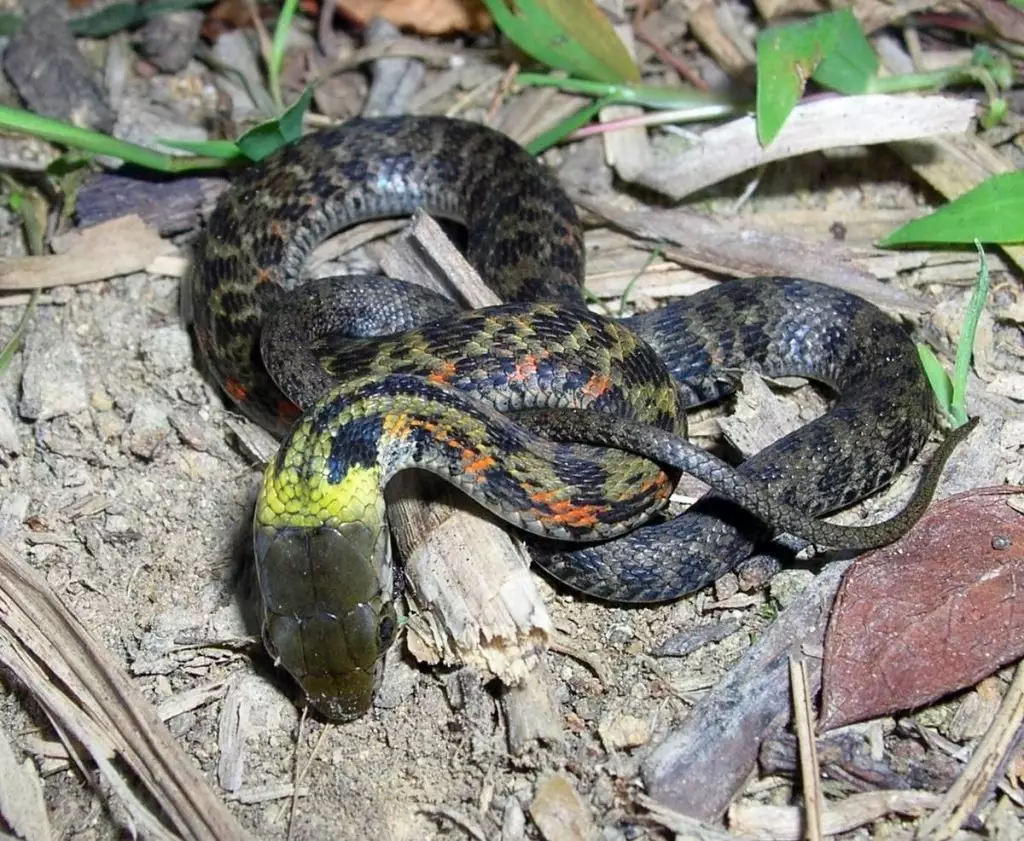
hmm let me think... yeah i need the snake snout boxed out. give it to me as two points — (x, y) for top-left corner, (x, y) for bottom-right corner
(253, 523), (398, 721)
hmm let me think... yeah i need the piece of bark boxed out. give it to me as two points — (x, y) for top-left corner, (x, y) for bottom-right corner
(728, 790), (942, 840)
(563, 185), (926, 316)
(916, 661), (1024, 840)
(74, 172), (229, 237)
(633, 94), (976, 200)
(653, 619), (742, 658)
(361, 17), (425, 117)
(640, 559), (851, 822)
(687, 1), (755, 78)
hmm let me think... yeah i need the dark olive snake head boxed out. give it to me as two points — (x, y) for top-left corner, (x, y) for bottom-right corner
(253, 456), (397, 721)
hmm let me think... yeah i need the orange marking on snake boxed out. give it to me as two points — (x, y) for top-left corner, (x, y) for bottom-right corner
(543, 499), (606, 528)
(428, 360), (457, 385)
(383, 413), (412, 438)
(508, 355), (538, 383)
(636, 470), (674, 502)
(582, 373), (613, 398)
(255, 267), (274, 285)
(529, 489), (560, 506)
(463, 453), (496, 474)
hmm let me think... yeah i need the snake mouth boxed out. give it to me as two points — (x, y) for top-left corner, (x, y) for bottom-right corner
(253, 523), (398, 721)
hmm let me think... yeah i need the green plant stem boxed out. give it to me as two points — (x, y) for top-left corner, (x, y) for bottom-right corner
(515, 72), (742, 113)
(0, 105), (227, 172)
(525, 96), (613, 155)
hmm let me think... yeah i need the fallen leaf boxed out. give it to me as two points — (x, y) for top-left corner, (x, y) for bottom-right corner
(0, 215), (176, 292)
(966, 0), (1024, 44)
(820, 487), (1024, 731)
(335, 0), (491, 35)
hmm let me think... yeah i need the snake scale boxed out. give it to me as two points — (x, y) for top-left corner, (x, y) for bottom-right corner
(188, 115), (967, 721)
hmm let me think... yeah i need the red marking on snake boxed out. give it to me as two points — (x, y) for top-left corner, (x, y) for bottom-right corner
(225, 379), (248, 402)
(276, 399), (301, 423)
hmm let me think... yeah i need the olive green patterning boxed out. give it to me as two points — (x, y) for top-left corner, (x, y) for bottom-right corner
(188, 115), (969, 721)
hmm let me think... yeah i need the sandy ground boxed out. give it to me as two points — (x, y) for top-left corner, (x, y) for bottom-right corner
(0, 144), (1021, 841)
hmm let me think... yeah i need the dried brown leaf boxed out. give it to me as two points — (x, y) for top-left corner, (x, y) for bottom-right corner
(334, 0), (491, 35)
(820, 487), (1024, 731)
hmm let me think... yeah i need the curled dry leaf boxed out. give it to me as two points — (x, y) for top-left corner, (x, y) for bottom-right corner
(820, 487), (1024, 731)
(335, 0), (491, 35)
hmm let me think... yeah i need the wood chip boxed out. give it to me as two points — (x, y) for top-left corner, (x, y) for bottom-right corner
(0, 215), (176, 292)
(599, 2), (651, 182)
(687, 0), (755, 78)
(728, 790), (941, 840)
(633, 94), (976, 200)
(915, 661), (1024, 838)
(565, 185), (925, 315)
(529, 773), (598, 841)
(0, 539), (251, 841)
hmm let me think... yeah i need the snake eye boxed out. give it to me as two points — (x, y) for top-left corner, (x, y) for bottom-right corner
(378, 615), (396, 647)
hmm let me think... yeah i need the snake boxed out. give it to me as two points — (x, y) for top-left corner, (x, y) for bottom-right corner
(187, 115), (970, 721)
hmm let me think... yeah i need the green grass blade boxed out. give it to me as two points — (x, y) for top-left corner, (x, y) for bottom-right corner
(514, 72), (744, 113)
(69, 0), (214, 37)
(268, 0), (301, 111)
(916, 343), (955, 425)
(155, 139), (243, 160)
(524, 96), (611, 155)
(483, 0), (639, 83)
(949, 242), (991, 426)
(0, 105), (228, 172)
(880, 171), (1024, 246)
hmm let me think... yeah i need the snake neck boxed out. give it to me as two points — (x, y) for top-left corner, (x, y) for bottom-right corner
(254, 374), (677, 547)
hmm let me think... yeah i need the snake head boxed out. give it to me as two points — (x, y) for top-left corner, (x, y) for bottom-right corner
(252, 519), (398, 721)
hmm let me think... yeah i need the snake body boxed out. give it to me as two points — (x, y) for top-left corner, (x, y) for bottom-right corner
(189, 116), (947, 720)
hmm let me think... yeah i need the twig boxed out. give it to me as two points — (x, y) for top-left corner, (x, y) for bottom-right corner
(790, 657), (824, 841)
(915, 661), (1024, 839)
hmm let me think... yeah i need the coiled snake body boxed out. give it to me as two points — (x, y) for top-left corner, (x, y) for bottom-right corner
(189, 116), (958, 720)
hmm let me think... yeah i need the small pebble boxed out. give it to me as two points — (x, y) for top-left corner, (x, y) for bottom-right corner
(139, 325), (193, 373)
(529, 773), (597, 841)
(19, 326), (89, 421)
(90, 389), (114, 411)
(597, 711), (649, 751)
(769, 569), (816, 609)
(123, 402), (171, 459)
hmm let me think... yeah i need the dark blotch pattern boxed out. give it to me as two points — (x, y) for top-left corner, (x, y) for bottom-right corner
(189, 116), (937, 602)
